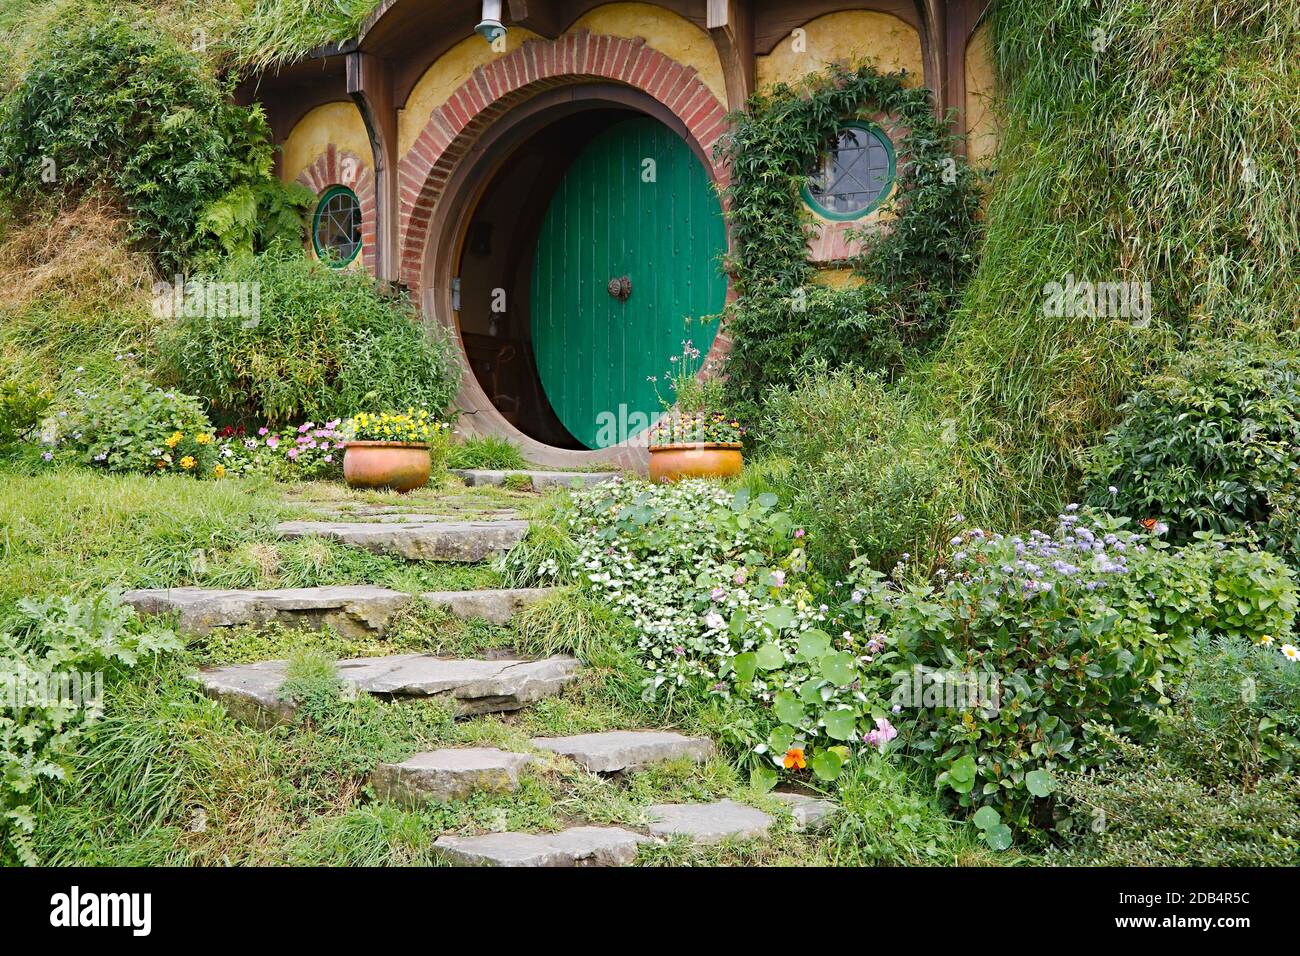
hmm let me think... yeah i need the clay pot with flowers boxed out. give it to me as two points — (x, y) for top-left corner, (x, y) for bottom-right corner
(647, 340), (744, 482)
(341, 408), (449, 492)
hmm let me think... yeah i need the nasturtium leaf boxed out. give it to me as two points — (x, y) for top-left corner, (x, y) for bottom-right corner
(732, 652), (758, 683)
(763, 605), (796, 630)
(984, 824), (1013, 851)
(821, 708), (858, 741)
(972, 806), (1001, 831)
(949, 755), (977, 782)
(796, 629), (831, 661)
(768, 726), (795, 754)
(819, 650), (855, 686)
(798, 679), (826, 705)
(756, 492), (779, 511)
(810, 749), (843, 781)
(1025, 769), (1056, 798)
(773, 691), (804, 726)
(750, 766), (778, 792)
(755, 643), (785, 670)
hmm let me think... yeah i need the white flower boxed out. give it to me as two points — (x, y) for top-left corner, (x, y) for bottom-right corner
(704, 611), (725, 630)
(1282, 644), (1299, 662)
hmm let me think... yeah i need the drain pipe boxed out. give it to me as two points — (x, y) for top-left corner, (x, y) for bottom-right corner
(475, 0), (506, 44)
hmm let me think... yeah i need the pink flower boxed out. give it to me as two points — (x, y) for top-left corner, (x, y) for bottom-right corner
(794, 528), (805, 539)
(266, 436), (279, 449)
(258, 427), (269, 436)
(864, 717), (898, 751)
(770, 570), (786, 588)
(287, 448), (299, 459)
(298, 422), (314, 433)
(323, 454), (333, 463)
(733, 569), (747, 586)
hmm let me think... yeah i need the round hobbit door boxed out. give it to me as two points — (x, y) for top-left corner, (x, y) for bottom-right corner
(530, 116), (728, 449)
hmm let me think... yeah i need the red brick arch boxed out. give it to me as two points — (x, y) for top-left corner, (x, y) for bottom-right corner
(296, 147), (377, 275)
(396, 30), (731, 292)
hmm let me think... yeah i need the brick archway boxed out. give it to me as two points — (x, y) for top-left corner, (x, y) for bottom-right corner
(296, 147), (377, 275)
(397, 30), (731, 293)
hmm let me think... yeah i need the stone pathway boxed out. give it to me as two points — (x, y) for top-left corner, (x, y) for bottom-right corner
(372, 748), (536, 805)
(530, 730), (714, 773)
(125, 584), (552, 634)
(646, 800), (774, 845)
(194, 652), (580, 726)
(452, 469), (622, 491)
(433, 827), (647, 867)
(276, 518), (528, 562)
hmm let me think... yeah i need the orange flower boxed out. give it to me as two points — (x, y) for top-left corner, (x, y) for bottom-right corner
(1138, 517), (1158, 530)
(783, 747), (806, 770)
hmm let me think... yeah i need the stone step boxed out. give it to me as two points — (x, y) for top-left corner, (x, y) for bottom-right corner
(124, 585), (553, 635)
(433, 827), (646, 867)
(772, 791), (839, 832)
(646, 800), (773, 845)
(193, 653), (580, 727)
(530, 730), (715, 773)
(421, 587), (552, 625)
(275, 519), (528, 562)
(372, 748), (536, 805)
(123, 585), (414, 637)
(452, 469), (621, 491)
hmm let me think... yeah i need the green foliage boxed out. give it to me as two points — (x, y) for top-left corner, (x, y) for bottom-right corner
(0, 361), (50, 445)
(58, 378), (216, 475)
(498, 516), (580, 589)
(157, 251), (460, 427)
(1051, 728), (1300, 866)
(0, 592), (181, 863)
(719, 61), (983, 421)
(1084, 341), (1300, 568)
(0, 3), (305, 272)
(760, 364), (958, 574)
(447, 436), (527, 471)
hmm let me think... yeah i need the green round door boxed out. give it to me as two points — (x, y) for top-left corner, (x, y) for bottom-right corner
(530, 116), (728, 449)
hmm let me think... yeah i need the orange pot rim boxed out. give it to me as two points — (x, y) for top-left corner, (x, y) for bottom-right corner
(648, 442), (743, 452)
(343, 440), (431, 450)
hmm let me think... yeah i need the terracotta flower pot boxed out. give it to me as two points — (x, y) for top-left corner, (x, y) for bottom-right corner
(342, 441), (431, 492)
(648, 442), (743, 483)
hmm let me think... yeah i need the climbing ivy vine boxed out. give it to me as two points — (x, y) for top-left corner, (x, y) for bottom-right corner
(716, 62), (985, 422)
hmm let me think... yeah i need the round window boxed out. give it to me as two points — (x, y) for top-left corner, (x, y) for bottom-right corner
(311, 186), (362, 267)
(802, 122), (896, 220)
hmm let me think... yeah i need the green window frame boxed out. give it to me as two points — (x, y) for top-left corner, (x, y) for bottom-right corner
(311, 185), (362, 267)
(801, 121), (897, 221)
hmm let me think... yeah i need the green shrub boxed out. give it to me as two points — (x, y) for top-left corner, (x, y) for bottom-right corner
(1050, 729), (1300, 866)
(0, 361), (50, 445)
(448, 435), (527, 471)
(157, 251), (460, 427)
(1085, 342), (1300, 568)
(760, 364), (958, 574)
(0, 3), (308, 272)
(1, 592), (182, 864)
(58, 378), (216, 475)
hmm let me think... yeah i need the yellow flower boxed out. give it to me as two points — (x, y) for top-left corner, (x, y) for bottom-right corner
(1260, 634), (1274, 646)
(180, 456), (196, 470)
(165, 431), (182, 449)
(195, 433), (212, 445)
(213, 464), (226, 478)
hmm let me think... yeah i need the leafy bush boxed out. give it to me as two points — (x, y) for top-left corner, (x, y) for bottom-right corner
(448, 435), (527, 471)
(1051, 729), (1300, 866)
(0, 3), (307, 272)
(58, 379), (217, 476)
(760, 364), (958, 574)
(1085, 342), (1300, 568)
(1, 592), (181, 864)
(0, 361), (50, 445)
(158, 252), (460, 427)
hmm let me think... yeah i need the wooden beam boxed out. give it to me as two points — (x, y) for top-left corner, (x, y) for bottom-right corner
(346, 51), (400, 284)
(915, 0), (946, 118)
(707, 0), (754, 111)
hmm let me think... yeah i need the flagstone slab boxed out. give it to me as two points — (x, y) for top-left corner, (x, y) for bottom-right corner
(530, 731), (715, 773)
(123, 585), (413, 637)
(645, 800), (773, 845)
(193, 653), (580, 726)
(421, 587), (553, 624)
(452, 469), (622, 491)
(372, 748), (536, 805)
(433, 827), (647, 867)
(772, 791), (839, 832)
(275, 519), (528, 562)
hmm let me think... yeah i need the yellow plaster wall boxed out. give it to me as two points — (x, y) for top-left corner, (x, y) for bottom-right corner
(280, 102), (373, 185)
(398, 29), (543, 157)
(757, 11), (923, 90)
(813, 268), (865, 289)
(964, 21), (999, 167)
(567, 3), (727, 104)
